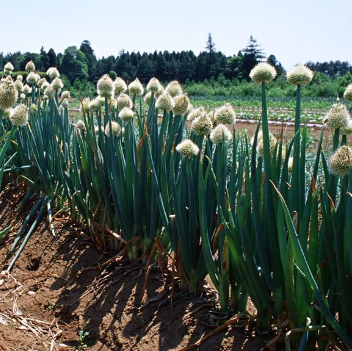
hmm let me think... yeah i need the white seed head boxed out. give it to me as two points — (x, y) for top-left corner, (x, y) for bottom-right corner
(41, 81), (50, 91)
(144, 91), (152, 105)
(105, 121), (121, 137)
(176, 139), (200, 158)
(114, 77), (127, 94)
(51, 77), (64, 91)
(210, 124), (232, 144)
(187, 107), (206, 122)
(15, 79), (23, 92)
(287, 65), (314, 86)
(25, 61), (35, 72)
(128, 78), (144, 96)
(257, 133), (277, 157)
(26, 72), (39, 84)
(166, 81), (182, 97)
(4, 62), (14, 72)
(61, 91), (70, 99)
(116, 93), (133, 110)
(343, 84), (352, 102)
(328, 145), (352, 177)
(97, 74), (114, 97)
(81, 98), (91, 113)
(2, 108), (10, 119)
(172, 94), (190, 115)
(341, 120), (352, 135)
(214, 104), (236, 125)
(191, 115), (213, 136)
(10, 103), (29, 126)
(61, 98), (69, 109)
(155, 87), (164, 99)
(20, 93), (25, 102)
(0, 76), (18, 110)
(325, 103), (350, 130)
(109, 98), (117, 112)
(119, 107), (134, 122)
(23, 84), (31, 94)
(155, 92), (175, 112)
(44, 85), (54, 97)
(94, 125), (104, 134)
(37, 78), (47, 89)
(249, 62), (277, 84)
(47, 67), (60, 79)
(147, 78), (162, 93)
(16, 75), (23, 82)
(89, 97), (102, 112)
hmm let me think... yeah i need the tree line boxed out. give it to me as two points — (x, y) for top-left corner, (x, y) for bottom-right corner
(1, 36), (351, 94)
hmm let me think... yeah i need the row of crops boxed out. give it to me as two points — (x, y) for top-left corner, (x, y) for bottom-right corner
(1, 60), (352, 350)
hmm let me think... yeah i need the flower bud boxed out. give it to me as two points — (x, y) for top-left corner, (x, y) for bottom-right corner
(30, 104), (38, 113)
(16, 75), (23, 82)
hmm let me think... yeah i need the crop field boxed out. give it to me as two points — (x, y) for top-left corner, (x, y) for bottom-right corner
(1, 61), (352, 351)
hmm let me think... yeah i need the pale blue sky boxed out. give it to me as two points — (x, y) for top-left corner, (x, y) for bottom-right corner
(1, 0), (351, 69)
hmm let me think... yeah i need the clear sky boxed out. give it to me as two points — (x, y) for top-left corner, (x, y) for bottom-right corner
(1, 0), (351, 70)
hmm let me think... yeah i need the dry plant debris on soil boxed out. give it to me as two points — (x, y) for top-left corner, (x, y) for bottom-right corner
(0, 183), (270, 351)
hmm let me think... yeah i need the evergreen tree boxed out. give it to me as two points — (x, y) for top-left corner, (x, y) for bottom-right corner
(267, 54), (285, 77)
(48, 48), (58, 67)
(242, 36), (266, 80)
(80, 40), (97, 80)
(205, 33), (216, 54)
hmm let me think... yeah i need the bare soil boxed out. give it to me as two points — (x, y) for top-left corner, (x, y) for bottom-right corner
(0, 183), (271, 351)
